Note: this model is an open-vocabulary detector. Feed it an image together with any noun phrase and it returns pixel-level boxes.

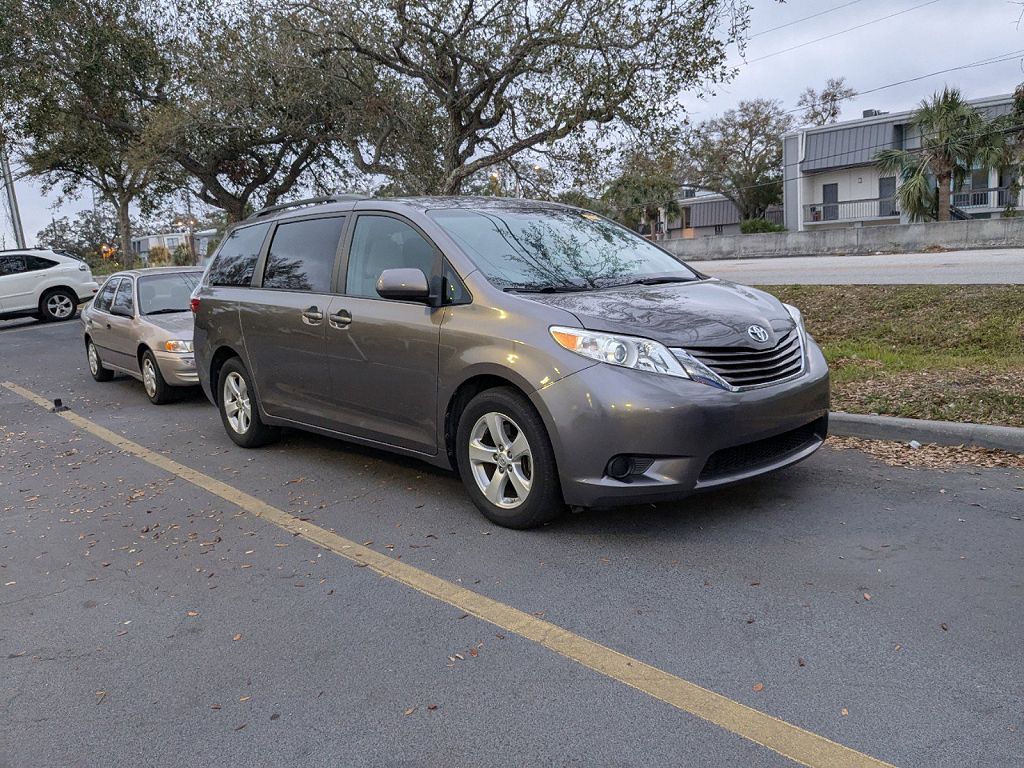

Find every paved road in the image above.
[2,321,1023,768]
[695,248,1024,284]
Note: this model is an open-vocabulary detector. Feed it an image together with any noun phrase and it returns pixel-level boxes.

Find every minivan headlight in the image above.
[782,303,806,345]
[165,340,193,353]
[549,326,690,379]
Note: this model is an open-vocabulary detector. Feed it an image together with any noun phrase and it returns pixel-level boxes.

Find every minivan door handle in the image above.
[301,306,323,325]
[329,309,352,328]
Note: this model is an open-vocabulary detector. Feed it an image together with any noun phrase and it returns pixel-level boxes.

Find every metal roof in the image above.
[796,93,1015,173]
[802,122,898,172]
[683,197,740,228]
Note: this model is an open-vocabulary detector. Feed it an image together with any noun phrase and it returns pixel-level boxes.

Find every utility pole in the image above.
[0,140,26,249]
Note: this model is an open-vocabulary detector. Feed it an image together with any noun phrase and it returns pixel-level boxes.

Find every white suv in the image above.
[0,249,100,322]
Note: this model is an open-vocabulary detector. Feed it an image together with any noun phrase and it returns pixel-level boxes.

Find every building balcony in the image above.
[803,197,900,225]
[951,187,1010,211]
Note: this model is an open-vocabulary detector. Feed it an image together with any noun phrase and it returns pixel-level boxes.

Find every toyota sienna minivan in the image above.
[193,196,829,528]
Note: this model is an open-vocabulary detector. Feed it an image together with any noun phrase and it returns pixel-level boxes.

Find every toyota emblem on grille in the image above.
[747,324,770,343]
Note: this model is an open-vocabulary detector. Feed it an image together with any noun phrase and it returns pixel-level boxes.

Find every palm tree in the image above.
[875,87,1007,221]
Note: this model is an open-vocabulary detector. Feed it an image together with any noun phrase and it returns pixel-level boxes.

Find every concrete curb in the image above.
[830,412,1024,453]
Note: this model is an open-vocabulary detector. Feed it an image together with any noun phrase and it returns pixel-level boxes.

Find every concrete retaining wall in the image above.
[660,217,1024,261]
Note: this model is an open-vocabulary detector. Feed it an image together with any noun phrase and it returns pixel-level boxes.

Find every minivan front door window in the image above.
[345,215,438,297]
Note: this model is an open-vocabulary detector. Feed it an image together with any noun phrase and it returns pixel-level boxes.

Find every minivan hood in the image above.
[518,279,795,348]
[142,312,195,337]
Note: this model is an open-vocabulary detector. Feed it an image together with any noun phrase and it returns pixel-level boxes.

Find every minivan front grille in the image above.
[698,419,825,483]
[684,329,804,389]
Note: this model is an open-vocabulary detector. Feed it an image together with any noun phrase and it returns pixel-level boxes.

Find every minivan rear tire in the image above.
[456,387,564,529]
[217,358,280,448]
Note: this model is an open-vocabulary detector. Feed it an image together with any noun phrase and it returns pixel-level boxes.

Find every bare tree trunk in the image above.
[116,198,133,268]
[937,174,951,222]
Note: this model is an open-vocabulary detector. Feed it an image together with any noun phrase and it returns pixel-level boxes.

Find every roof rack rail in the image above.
[247,194,370,221]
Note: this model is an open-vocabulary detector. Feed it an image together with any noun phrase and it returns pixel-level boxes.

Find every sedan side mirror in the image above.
[376,268,432,303]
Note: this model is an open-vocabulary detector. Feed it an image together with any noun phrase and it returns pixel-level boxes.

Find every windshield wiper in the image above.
[603,275,697,288]
[503,284,591,294]
[144,308,190,315]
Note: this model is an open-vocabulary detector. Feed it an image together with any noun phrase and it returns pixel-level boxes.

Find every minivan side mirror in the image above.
[376,268,431,303]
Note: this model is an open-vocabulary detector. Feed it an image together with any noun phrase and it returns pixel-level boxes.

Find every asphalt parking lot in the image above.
[2,319,1022,768]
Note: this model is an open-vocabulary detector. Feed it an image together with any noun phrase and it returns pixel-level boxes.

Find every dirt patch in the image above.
[827,435,1024,470]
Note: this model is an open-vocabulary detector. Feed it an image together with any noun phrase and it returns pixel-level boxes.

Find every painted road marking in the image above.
[2,380,895,768]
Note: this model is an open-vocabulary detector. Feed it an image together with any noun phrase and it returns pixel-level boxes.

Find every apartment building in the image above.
[782,93,1017,232]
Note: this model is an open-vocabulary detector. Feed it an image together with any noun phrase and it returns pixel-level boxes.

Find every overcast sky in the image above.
[3,0,1024,247]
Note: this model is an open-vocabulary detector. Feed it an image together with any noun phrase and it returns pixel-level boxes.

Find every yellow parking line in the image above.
[2,380,895,768]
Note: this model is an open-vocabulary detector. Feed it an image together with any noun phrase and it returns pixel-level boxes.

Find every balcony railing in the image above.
[951,187,1009,209]
[803,197,900,224]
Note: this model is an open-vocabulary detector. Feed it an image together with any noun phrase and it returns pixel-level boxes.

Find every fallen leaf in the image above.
[211,704,221,710]
[863,593,871,601]
[469,648,478,657]
[894,644,902,651]
[186,611,199,617]
[940,623,948,631]
[270,713,280,721]
[239,696,250,702]
[234,724,247,731]
[427,704,438,711]
[404,707,416,716]
[797,657,806,667]
[752,683,764,692]
[232,633,242,641]
[841,708,849,717]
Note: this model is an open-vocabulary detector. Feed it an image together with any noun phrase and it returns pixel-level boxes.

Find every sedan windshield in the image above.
[138,272,202,315]
[428,208,699,291]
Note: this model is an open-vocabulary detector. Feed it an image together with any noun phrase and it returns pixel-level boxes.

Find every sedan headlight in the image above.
[549,326,690,379]
[164,340,193,353]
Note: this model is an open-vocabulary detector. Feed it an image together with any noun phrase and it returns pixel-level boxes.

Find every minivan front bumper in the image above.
[529,338,830,507]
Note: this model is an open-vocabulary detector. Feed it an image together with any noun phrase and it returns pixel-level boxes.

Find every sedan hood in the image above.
[142,312,195,337]
[519,279,795,348]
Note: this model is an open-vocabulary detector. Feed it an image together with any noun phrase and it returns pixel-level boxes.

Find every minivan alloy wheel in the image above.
[468,412,533,509]
[46,292,75,319]
[223,371,251,434]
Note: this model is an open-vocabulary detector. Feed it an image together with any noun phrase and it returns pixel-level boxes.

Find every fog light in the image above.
[606,456,633,479]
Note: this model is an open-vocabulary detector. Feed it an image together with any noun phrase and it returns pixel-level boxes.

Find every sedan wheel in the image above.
[142,357,158,398]
[468,412,533,509]
[87,340,113,382]
[223,371,251,434]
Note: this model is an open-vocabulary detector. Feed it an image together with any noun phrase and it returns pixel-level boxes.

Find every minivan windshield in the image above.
[428,208,700,291]
[138,272,202,315]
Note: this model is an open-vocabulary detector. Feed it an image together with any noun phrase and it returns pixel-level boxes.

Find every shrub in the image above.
[172,244,194,266]
[740,218,786,234]
[147,245,172,266]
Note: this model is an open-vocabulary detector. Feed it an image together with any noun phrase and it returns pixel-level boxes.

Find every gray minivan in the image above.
[193,196,829,528]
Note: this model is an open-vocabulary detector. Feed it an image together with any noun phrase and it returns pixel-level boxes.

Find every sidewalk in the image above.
[695,248,1024,284]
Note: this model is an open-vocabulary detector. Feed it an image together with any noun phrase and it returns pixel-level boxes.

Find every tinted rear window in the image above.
[207,224,270,287]
[26,256,57,270]
[262,217,344,292]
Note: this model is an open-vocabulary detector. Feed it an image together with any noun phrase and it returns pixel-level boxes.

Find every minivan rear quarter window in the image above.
[207,223,271,287]
[262,216,344,292]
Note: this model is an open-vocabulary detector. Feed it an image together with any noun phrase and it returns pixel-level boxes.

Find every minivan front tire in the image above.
[217,358,279,448]
[457,387,564,529]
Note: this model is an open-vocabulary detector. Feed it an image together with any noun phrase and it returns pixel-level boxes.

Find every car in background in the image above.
[0,249,99,322]
[192,196,829,529]
[82,267,203,404]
